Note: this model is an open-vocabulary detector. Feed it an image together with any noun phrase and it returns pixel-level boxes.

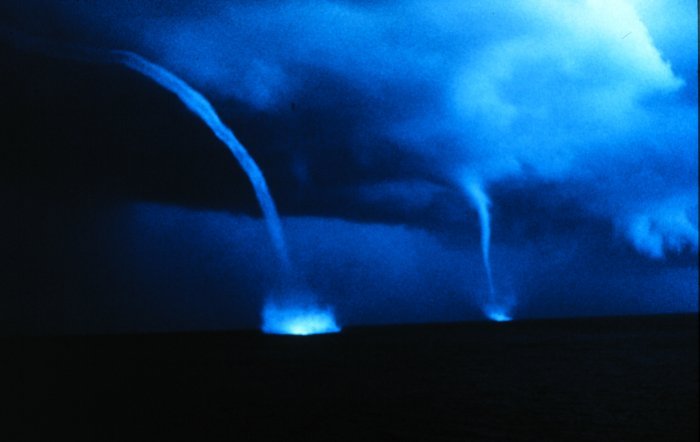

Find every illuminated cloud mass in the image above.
[0,0,696,332]
[11,0,692,258]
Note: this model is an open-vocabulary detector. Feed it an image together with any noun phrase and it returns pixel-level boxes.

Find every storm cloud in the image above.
[5,0,694,257]
[0,0,696,332]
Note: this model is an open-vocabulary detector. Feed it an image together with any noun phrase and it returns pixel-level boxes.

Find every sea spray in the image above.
[262,292,340,335]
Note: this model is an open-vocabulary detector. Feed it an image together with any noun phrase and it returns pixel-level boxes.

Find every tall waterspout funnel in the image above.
[462,179,513,322]
[1,31,338,333]
[112,50,292,275]
[464,180,496,300]
[110,51,341,333]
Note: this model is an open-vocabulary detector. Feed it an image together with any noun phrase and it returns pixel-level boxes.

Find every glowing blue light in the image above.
[113,51,292,272]
[262,302,341,335]
[484,305,513,322]
[487,311,512,322]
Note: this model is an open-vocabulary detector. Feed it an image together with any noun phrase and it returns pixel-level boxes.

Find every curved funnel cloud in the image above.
[109,51,345,335]
[112,50,292,274]
[112,52,341,333]
[0,29,294,273]
[463,179,514,322]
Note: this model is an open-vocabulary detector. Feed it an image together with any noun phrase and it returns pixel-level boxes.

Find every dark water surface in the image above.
[3,314,697,441]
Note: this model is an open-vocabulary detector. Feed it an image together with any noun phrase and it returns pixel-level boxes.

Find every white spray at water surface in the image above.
[262,294,340,336]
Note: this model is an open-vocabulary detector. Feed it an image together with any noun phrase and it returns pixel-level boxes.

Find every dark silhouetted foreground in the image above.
[3,314,698,441]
